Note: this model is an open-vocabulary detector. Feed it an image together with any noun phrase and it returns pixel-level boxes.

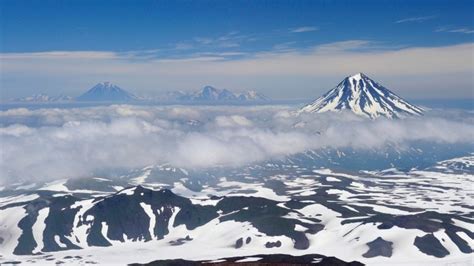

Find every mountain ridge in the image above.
[11,93,73,103]
[161,85,268,101]
[10,84,268,103]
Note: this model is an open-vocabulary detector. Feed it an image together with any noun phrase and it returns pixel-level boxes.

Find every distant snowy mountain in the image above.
[162,86,268,101]
[300,73,423,119]
[76,82,138,102]
[12,93,73,102]
[238,89,269,101]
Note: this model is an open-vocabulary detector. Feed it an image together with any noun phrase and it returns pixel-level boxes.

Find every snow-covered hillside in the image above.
[0,156,472,265]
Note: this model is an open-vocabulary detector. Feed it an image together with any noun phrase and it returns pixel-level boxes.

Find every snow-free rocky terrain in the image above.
[0,155,472,265]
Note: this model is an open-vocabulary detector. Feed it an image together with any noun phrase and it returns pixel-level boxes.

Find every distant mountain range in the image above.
[9,75,422,115]
[299,73,423,119]
[12,94,74,103]
[10,83,268,103]
[160,85,268,101]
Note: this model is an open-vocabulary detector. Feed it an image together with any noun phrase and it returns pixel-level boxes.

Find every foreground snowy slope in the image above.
[300,73,424,119]
[0,155,472,265]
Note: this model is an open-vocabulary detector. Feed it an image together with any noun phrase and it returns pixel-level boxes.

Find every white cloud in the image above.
[0,51,117,60]
[449,28,474,34]
[214,115,253,127]
[395,16,436,24]
[0,105,472,184]
[436,26,474,34]
[291,26,319,33]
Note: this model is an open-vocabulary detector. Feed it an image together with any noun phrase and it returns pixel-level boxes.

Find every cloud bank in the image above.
[0,105,473,184]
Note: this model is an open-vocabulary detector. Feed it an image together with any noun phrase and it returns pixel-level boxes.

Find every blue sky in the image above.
[1,0,473,99]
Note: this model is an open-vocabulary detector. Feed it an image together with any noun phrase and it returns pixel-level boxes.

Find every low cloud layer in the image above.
[0,105,473,184]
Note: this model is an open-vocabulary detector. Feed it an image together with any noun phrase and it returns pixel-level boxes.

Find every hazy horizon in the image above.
[1,0,473,100]
[2,75,474,102]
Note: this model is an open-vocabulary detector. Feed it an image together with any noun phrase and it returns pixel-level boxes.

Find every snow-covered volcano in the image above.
[77,82,138,102]
[300,73,423,119]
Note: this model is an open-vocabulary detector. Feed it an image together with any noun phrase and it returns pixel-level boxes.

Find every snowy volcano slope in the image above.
[0,156,472,265]
[76,82,138,102]
[299,73,424,119]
